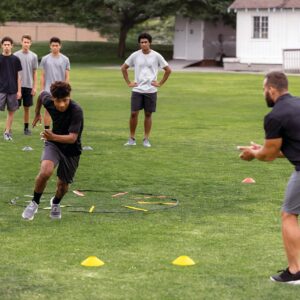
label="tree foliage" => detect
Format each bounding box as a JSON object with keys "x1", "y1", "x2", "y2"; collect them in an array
[
  {"x1": 178, "y1": 0, "x2": 235, "y2": 26},
  {"x1": 1, "y1": 0, "x2": 235, "y2": 57}
]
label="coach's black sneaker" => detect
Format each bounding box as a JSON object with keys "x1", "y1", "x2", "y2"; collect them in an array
[
  {"x1": 270, "y1": 268, "x2": 300, "y2": 284},
  {"x1": 50, "y1": 197, "x2": 61, "y2": 219}
]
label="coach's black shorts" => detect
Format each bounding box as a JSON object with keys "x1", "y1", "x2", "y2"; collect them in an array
[
  {"x1": 131, "y1": 91, "x2": 157, "y2": 113},
  {"x1": 41, "y1": 141, "x2": 80, "y2": 184},
  {"x1": 19, "y1": 87, "x2": 33, "y2": 107}
]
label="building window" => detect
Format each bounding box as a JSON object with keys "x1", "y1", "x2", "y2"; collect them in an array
[{"x1": 253, "y1": 16, "x2": 268, "y2": 39}]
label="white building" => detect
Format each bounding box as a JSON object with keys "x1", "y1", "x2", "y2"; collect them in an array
[
  {"x1": 173, "y1": 16, "x2": 236, "y2": 66},
  {"x1": 224, "y1": 0, "x2": 300, "y2": 72}
]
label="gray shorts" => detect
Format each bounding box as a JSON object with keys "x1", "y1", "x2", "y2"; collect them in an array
[
  {"x1": 131, "y1": 91, "x2": 157, "y2": 112},
  {"x1": 41, "y1": 141, "x2": 80, "y2": 184},
  {"x1": 0, "y1": 93, "x2": 19, "y2": 112},
  {"x1": 282, "y1": 171, "x2": 300, "y2": 215}
]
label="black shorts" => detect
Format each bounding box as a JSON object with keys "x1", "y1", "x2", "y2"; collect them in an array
[
  {"x1": 131, "y1": 92, "x2": 157, "y2": 113},
  {"x1": 41, "y1": 141, "x2": 80, "y2": 184},
  {"x1": 19, "y1": 87, "x2": 33, "y2": 107}
]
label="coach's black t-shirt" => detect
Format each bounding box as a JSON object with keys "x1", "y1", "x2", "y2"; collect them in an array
[
  {"x1": 264, "y1": 93, "x2": 300, "y2": 170},
  {"x1": 40, "y1": 91, "x2": 84, "y2": 156},
  {"x1": 0, "y1": 54, "x2": 22, "y2": 93}
]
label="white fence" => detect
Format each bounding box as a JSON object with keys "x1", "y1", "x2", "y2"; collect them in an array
[{"x1": 283, "y1": 49, "x2": 300, "y2": 73}]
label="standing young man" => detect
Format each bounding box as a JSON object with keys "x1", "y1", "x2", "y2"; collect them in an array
[
  {"x1": 121, "y1": 33, "x2": 171, "y2": 147},
  {"x1": 14, "y1": 35, "x2": 38, "y2": 135},
  {"x1": 22, "y1": 81, "x2": 83, "y2": 220},
  {"x1": 239, "y1": 71, "x2": 300, "y2": 284},
  {"x1": 0, "y1": 36, "x2": 22, "y2": 141},
  {"x1": 40, "y1": 37, "x2": 70, "y2": 129}
]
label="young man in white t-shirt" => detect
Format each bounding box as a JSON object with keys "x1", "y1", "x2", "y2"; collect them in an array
[{"x1": 121, "y1": 33, "x2": 171, "y2": 147}]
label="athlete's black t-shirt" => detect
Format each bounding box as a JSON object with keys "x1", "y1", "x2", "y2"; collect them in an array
[
  {"x1": 0, "y1": 54, "x2": 22, "y2": 93},
  {"x1": 264, "y1": 93, "x2": 300, "y2": 170},
  {"x1": 40, "y1": 91, "x2": 84, "y2": 156}
]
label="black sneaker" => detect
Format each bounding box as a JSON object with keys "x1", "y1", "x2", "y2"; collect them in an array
[
  {"x1": 270, "y1": 268, "x2": 300, "y2": 284},
  {"x1": 24, "y1": 128, "x2": 32, "y2": 136}
]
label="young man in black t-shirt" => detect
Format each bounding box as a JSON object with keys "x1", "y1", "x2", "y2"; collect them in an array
[
  {"x1": 0, "y1": 36, "x2": 22, "y2": 140},
  {"x1": 22, "y1": 81, "x2": 84, "y2": 220}
]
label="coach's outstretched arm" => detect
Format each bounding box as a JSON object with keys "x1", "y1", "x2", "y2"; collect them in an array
[{"x1": 239, "y1": 138, "x2": 284, "y2": 161}]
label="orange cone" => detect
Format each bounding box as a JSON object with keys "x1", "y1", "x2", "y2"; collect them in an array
[{"x1": 242, "y1": 178, "x2": 255, "y2": 183}]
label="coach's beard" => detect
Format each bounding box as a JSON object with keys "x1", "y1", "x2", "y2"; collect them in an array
[{"x1": 265, "y1": 92, "x2": 275, "y2": 107}]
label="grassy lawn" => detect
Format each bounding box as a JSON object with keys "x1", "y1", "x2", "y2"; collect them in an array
[{"x1": 1, "y1": 68, "x2": 300, "y2": 299}]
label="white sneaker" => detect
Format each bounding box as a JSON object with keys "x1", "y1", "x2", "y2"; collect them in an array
[
  {"x1": 22, "y1": 201, "x2": 38, "y2": 220},
  {"x1": 124, "y1": 137, "x2": 136, "y2": 146},
  {"x1": 143, "y1": 139, "x2": 151, "y2": 147},
  {"x1": 3, "y1": 132, "x2": 12, "y2": 141},
  {"x1": 50, "y1": 197, "x2": 61, "y2": 219}
]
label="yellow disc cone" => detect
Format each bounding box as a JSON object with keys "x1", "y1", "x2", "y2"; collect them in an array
[
  {"x1": 81, "y1": 256, "x2": 105, "y2": 267},
  {"x1": 172, "y1": 255, "x2": 195, "y2": 266}
]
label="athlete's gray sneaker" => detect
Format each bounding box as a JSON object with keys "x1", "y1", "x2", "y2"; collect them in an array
[
  {"x1": 22, "y1": 201, "x2": 38, "y2": 220},
  {"x1": 24, "y1": 128, "x2": 32, "y2": 136},
  {"x1": 50, "y1": 197, "x2": 61, "y2": 219},
  {"x1": 3, "y1": 132, "x2": 12, "y2": 141},
  {"x1": 124, "y1": 137, "x2": 136, "y2": 146},
  {"x1": 143, "y1": 138, "x2": 151, "y2": 147}
]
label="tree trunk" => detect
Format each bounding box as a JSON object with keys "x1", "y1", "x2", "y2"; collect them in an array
[{"x1": 118, "y1": 25, "x2": 130, "y2": 58}]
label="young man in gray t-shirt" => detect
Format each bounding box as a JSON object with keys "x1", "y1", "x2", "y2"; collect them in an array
[
  {"x1": 14, "y1": 35, "x2": 38, "y2": 135},
  {"x1": 121, "y1": 33, "x2": 171, "y2": 147},
  {"x1": 40, "y1": 37, "x2": 70, "y2": 129}
]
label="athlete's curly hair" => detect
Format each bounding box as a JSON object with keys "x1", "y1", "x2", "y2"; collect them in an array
[{"x1": 50, "y1": 81, "x2": 71, "y2": 99}]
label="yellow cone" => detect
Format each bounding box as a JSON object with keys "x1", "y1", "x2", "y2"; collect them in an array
[
  {"x1": 172, "y1": 255, "x2": 195, "y2": 266},
  {"x1": 81, "y1": 256, "x2": 105, "y2": 267}
]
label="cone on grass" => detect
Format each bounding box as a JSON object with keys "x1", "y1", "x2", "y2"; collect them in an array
[
  {"x1": 172, "y1": 255, "x2": 195, "y2": 266},
  {"x1": 22, "y1": 146, "x2": 33, "y2": 151},
  {"x1": 81, "y1": 256, "x2": 104, "y2": 267},
  {"x1": 242, "y1": 177, "x2": 256, "y2": 184}
]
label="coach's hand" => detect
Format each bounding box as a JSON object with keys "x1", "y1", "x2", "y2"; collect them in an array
[
  {"x1": 239, "y1": 147, "x2": 255, "y2": 161},
  {"x1": 32, "y1": 114, "x2": 42, "y2": 127}
]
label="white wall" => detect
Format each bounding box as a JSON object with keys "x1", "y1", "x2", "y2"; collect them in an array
[
  {"x1": 173, "y1": 16, "x2": 204, "y2": 60},
  {"x1": 236, "y1": 10, "x2": 300, "y2": 64}
]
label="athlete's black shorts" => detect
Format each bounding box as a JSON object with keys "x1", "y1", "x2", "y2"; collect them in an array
[
  {"x1": 131, "y1": 91, "x2": 157, "y2": 113},
  {"x1": 19, "y1": 87, "x2": 33, "y2": 107},
  {"x1": 41, "y1": 141, "x2": 80, "y2": 184}
]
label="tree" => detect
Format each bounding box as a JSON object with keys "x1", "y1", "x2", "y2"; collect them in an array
[
  {"x1": 177, "y1": 0, "x2": 235, "y2": 26},
  {"x1": 62, "y1": 0, "x2": 177, "y2": 58},
  {"x1": 1, "y1": 0, "x2": 234, "y2": 57}
]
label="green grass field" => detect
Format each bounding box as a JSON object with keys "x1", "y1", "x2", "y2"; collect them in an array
[{"x1": 1, "y1": 68, "x2": 300, "y2": 299}]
